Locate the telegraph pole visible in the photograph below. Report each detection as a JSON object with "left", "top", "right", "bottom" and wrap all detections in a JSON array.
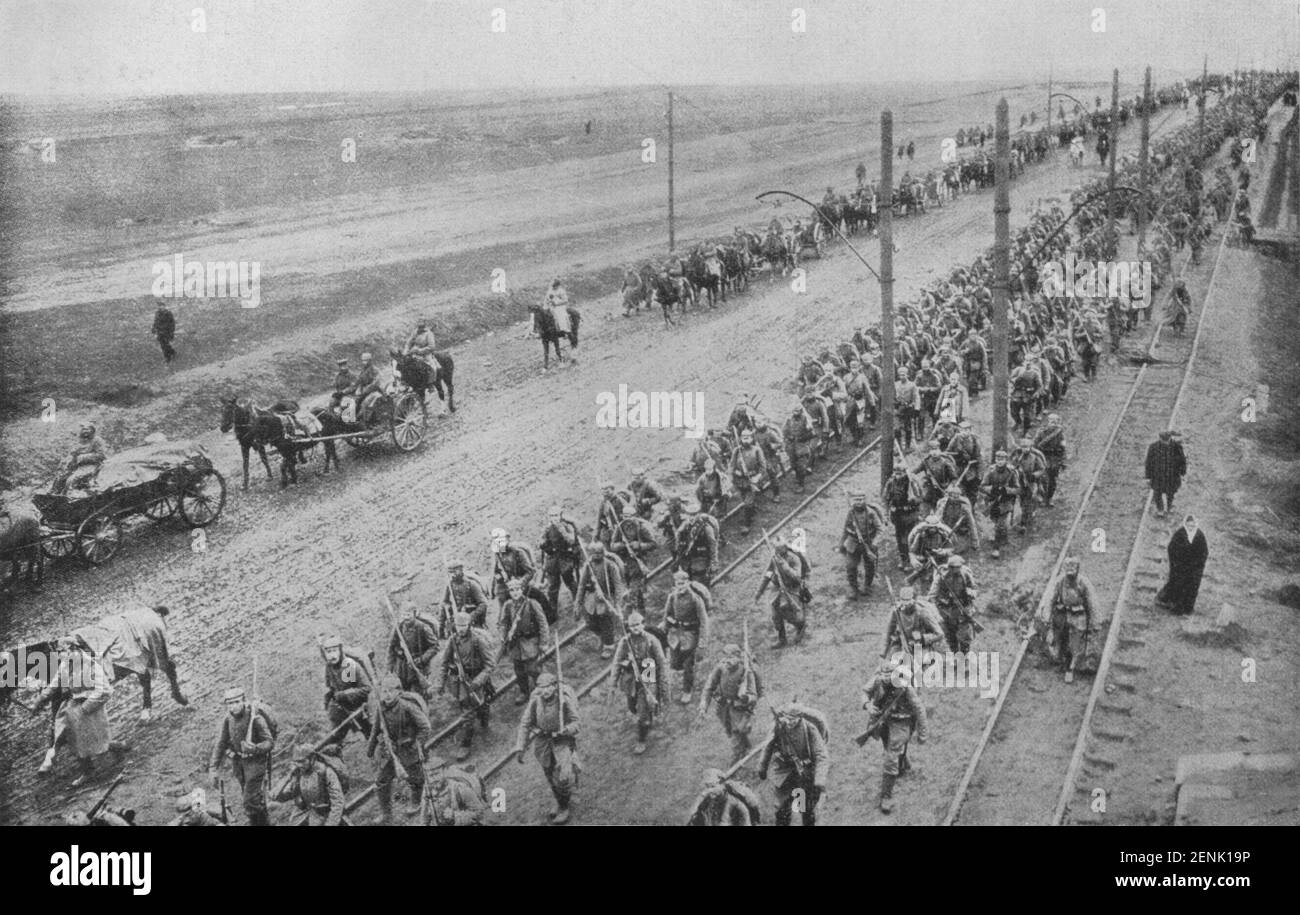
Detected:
[
  {"left": 1106, "top": 69, "right": 1119, "bottom": 255},
  {"left": 1138, "top": 66, "right": 1152, "bottom": 321},
  {"left": 667, "top": 91, "right": 675, "bottom": 252},
  {"left": 992, "top": 99, "right": 1011, "bottom": 455},
  {"left": 880, "top": 110, "right": 896, "bottom": 483},
  {"left": 1199, "top": 55, "right": 1208, "bottom": 155}
]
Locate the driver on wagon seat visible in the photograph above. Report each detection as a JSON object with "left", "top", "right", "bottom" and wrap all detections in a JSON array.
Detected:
[{"left": 351, "top": 353, "right": 384, "bottom": 425}]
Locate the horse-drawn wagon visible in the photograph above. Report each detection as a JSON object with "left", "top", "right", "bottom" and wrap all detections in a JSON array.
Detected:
[
  {"left": 31, "top": 441, "right": 226, "bottom": 566},
  {"left": 342, "top": 381, "right": 428, "bottom": 453}
]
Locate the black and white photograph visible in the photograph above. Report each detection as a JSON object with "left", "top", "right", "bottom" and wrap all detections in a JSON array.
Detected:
[{"left": 0, "top": 0, "right": 1297, "bottom": 861}]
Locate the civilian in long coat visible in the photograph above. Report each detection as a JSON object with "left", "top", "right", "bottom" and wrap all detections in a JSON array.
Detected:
[
  {"left": 1157, "top": 515, "right": 1209, "bottom": 615},
  {"left": 1144, "top": 430, "right": 1187, "bottom": 515}
]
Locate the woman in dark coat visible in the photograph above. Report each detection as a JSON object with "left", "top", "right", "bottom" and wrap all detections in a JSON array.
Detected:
[{"left": 1157, "top": 515, "right": 1209, "bottom": 615}]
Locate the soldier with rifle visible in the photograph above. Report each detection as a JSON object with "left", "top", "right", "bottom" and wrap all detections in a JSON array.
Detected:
[
  {"left": 369, "top": 673, "right": 433, "bottom": 824},
  {"left": 755, "top": 531, "right": 811, "bottom": 648},
  {"left": 514, "top": 667, "right": 581, "bottom": 824},
  {"left": 979, "top": 450, "right": 1021, "bottom": 559},
  {"left": 907, "top": 513, "right": 954, "bottom": 582},
  {"left": 498, "top": 578, "right": 551, "bottom": 704},
  {"left": 936, "top": 484, "right": 980, "bottom": 555},
  {"left": 594, "top": 483, "right": 630, "bottom": 548},
  {"left": 272, "top": 745, "right": 346, "bottom": 826},
  {"left": 441, "top": 559, "right": 489, "bottom": 633},
  {"left": 882, "top": 465, "right": 923, "bottom": 571},
  {"left": 575, "top": 542, "right": 626, "bottom": 658},
  {"left": 628, "top": 467, "right": 665, "bottom": 519},
  {"left": 948, "top": 419, "right": 983, "bottom": 501},
  {"left": 1032, "top": 413, "right": 1068, "bottom": 506},
  {"left": 490, "top": 527, "right": 536, "bottom": 617},
  {"left": 927, "top": 554, "right": 980, "bottom": 652},
  {"left": 728, "top": 428, "right": 776, "bottom": 535},
  {"left": 856, "top": 657, "right": 928, "bottom": 814},
  {"left": 208, "top": 685, "right": 275, "bottom": 826},
  {"left": 608, "top": 611, "right": 667, "bottom": 755},
  {"left": 321, "top": 635, "right": 373, "bottom": 746},
  {"left": 539, "top": 505, "right": 581, "bottom": 614},
  {"left": 1044, "top": 557, "right": 1098, "bottom": 683},
  {"left": 437, "top": 611, "right": 495, "bottom": 760},
  {"left": 1009, "top": 436, "right": 1048, "bottom": 534},
  {"left": 695, "top": 458, "right": 731, "bottom": 518},
  {"left": 687, "top": 768, "right": 761, "bottom": 826},
  {"left": 423, "top": 755, "right": 488, "bottom": 826},
  {"left": 697, "top": 637, "right": 762, "bottom": 762},
  {"left": 662, "top": 570, "right": 710, "bottom": 703},
  {"left": 840, "top": 491, "right": 883, "bottom": 597},
  {"left": 657, "top": 495, "right": 687, "bottom": 555},
  {"left": 675, "top": 500, "right": 719, "bottom": 583},
  {"left": 880, "top": 586, "right": 946, "bottom": 662},
  {"left": 758, "top": 702, "right": 829, "bottom": 826},
  {"left": 611, "top": 501, "right": 658, "bottom": 613},
  {"left": 916, "top": 439, "right": 959, "bottom": 514},
  {"left": 386, "top": 597, "right": 439, "bottom": 696}
]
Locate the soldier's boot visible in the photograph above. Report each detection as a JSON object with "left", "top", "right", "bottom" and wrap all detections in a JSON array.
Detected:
[
  {"left": 793, "top": 621, "right": 808, "bottom": 645},
  {"left": 770, "top": 624, "right": 788, "bottom": 649},
  {"left": 405, "top": 778, "right": 425, "bottom": 817},
  {"left": 775, "top": 805, "right": 793, "bottom": 827},
  {"left": 769, "top": 480, "right": 781, "bottom": 503},
  {"left": 741, "top": 503, "right": 756, "bottom": 535},
  {"left": 731, "top": 732, "right": 751, "bottom": 764},
  {"left": 846, "top": 566, "right": 861, "bottom": 597},
  {"left": 248, "top": 809, "right": 271, "bottom": 827},
  {"left": 550, "top": 786, "right": 572, "bottom": 825},
  {"left": 899, "top": 752, "right": 912, "bottom": 777},
  {"left": 456, "top": 723, "right": 474, "bottom": 761},
  {"left": 633, "top": 724, "right": 650, "bottom": 756},
  {"left": 879, "top": 774, "right": 897, "bottom": 813}
]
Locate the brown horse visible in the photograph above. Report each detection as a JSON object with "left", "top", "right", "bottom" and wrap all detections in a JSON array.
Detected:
[{"left": 0, "top": 507, "right": 44, "bottom": 595}]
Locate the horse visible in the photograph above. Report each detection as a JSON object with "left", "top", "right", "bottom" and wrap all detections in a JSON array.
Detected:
[
  {"left": 0, "top": 507, "right": 44, "bottom": 595},
  {"left": 685, "top": 246, "right": 721, "bottom": 308},
  {"left": 390, "top": 350, "right": 456, "bottom": 413},
  {"left": 220, "top": 398, "right": 344, "bottom": 488},
  {"left": 717, "top": 244, "right": 748, "bottom": 295},
  {"left": 760, "top": 230, "right": 792, "bottom": 279},
  {"left": 1, "top": 605, "right": 187, "bottom": 721},
  {"left": 529, "top": 303, "right": 580, "bottom": 369}
]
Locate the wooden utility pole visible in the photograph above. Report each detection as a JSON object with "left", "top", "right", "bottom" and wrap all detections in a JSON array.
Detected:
[
  {"left": 1138, "top": 65, "right": 1152, "bottom": 317},
  {"left": 992, "top": 99, "right": 1011, "bottom": 455},
  {"left": 1199, "top": 55, "right": 1208, "bottom": 154},
  {"left": 1046, "top": 65, "right": 1053, "bottom": 146},
  {"left": 667, "top": 91, "right": 675, "bottom": 252},
  {"left": 1106, "top": 69, "right": 1119, "bottom": 255},
  {"left": 880, "top": 110, "right": 896, "bottom": 483}
]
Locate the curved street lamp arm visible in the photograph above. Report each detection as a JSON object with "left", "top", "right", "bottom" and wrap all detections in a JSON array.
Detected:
[{"left": 756, "top": 190, "right": 880, "bottom": 280}]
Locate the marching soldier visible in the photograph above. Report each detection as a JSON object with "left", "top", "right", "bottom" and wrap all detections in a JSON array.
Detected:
[
  {"left": 575, "top": 542, "right": 625, "bottom": 658},
  {"left": 695, "top": 458, "right": 730, "bottom": 518},
  {"left": 907, "top": 512, "right": 954, "bottom": 578},
  {"left": 423, "top": 755, "right": 488, "bottom": 826},
  {"left": 539, "top": 505, "right": 581, "bottom": 614},
  {"left": 840, "top": 491, "right": 883, "bottom": 597},
  {"left": 272, "top": 746, "right": 346, "bottom": 826},
  {"left": 514, "top": 672, "right": 581, "bottom": 824},
  {"left": 321, "top": 635, "right": 373, "bottom": 746},
  {"left": 729, "top": 428, "right": 776, "bottom": 535},
  {"left": 927, "top": 554, "right": 979, "bottom": 652},
  {"left": 629, "top": 468, "right": 665, "bottom": 518},
  {"left": 915, "top": 358, "right": 944, "bottom": 433},
  {"left": 662, "top": 570, "right": 710, "bottom": 703},
  {"left": 1033, "top": 413, "right": 1067, "bottom": 506},
  {"left": 1009, "top": 436, "right": 1048, "bottom": 533},
  {"left": 755, "top": 533, "right": 811, "bottom": 648},
  {"left": 894, "top": 366, "right": 921, "bottom": 451},
  {"left": 882, "top": 465, "right": 923, "bottom": 571},
  {"left": 498, "top": 578, "right": 551, "bottom": 704},
  {"left": 1010, "top": 361, "right": 1042, "bottom": 436},
  {"left": 880, "top": 586, "right": 946, "bottom": 661},
  {"left": 758, "top": 702, "right": 829, "bottom": 827},
  {"left": 753, "top": 420, "right": 789, "bottom": 479},
  {"left": 687, "top": 768, "right": 761, "bottom": 826},
  {"left": 489, "top": 527, "right": 536, "bottom": 614},
  {"left": 948, "top": 419, "right": 982, "bottom": 501},
  {"left": 844, "top": 357, "right": 875, "bottom": 446},
  {"left": 860, "top": 658, "right": 928, "bottom": 814},
  {"left": 368, "top": 673, "right": 432, "bottom": 824},
  {"left": 207, "top": 686, "right": 275, "bottom": 826},
  {"left": 441, "top": 559, "right": 488, "bottom": 632},
  {"left": 387, "top": 602, "right": 439, "bottom": 695},
  {"left": 932, "top": 414, "right": 960, "bottom": 454},
  {"left": 936, "top": 484, "right": 980, "bottom": 555},
  {"left": 437, "top": 612, "right": 495, "bottom": 760},
  {"left": 917, "top": 439, "right": 958, "bottom": 514},
  {"left": 979, "top": 450, "right": 1021, "bottom": 559},
  {"left": 658, "top": 495, "right": 687, "bottom": 554},
  {"left": 595, "top": 483, "right": 630, "bottom": 548},
  {"left": 608, "top": 612, "right": 667, "bottom": 755},
  {"left": 698, "top": 642, "right": 762, "bottom": 762},
  {"left": 783, "top": 402, "right": 817, "bottom": 492},
  {"left": 1046, "top": 557, "right": 1097, "bottom": 683},
  {"left": 675, "top": 500, "right": 719, "bottom": 583},
  {"left": 611, "top": 502, "right": 658, "bottom": 613}
]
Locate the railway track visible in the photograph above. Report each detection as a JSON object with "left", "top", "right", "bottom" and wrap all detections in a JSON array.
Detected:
[{"left": 944, "top": 219, "right": 1228, "bottom": 826}]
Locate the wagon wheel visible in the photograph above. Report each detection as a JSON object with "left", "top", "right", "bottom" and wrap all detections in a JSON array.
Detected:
[
  {"left": 40, "top": 527, "right": 77, "bottom": 561},
  {"left": 142, "top": 492, "right": 178, "bottom": 520},
  {"left": 390, "top": 392, "right": 426, "bottom": 452},
  {"left": 76, "top": 509, "right": 123, "bottom": 566},
  {"left": 178, "top": 468, "right": 227, "bottom": 528}
]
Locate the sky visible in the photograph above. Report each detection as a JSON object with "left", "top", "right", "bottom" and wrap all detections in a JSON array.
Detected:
[{"left": 1, "top": 0, "right": 1296, "bottom": 95}]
